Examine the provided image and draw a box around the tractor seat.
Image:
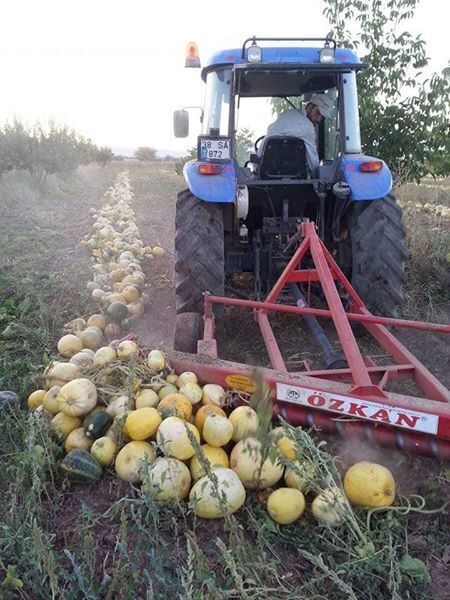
[258,136,308,180]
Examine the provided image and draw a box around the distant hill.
[157,149,187,159]
[111,147,186,159]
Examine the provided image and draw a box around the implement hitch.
[171,222,450,460]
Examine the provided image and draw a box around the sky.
[0,0,448,155]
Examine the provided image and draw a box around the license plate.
[199,138,231,160]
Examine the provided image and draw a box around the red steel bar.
[203,295,450,334]
[193,221,450,458]
[352,308,450,403]
[169,351,450,460]
[257,311,287,371]
[300,234,450,402]
[305,223,373,388]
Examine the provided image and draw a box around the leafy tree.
[0,120,109,188]
[95,146,114,167]
[322,0,450,182]
[0,119,35,174]
[134,146,158,161]
[235,128,255,166]
[175,146,196,176]
[31,123,97,187]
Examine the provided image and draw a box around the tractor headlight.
[320,46,335,64]
[247,44,262,63]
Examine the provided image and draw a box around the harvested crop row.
[23,171,399,526]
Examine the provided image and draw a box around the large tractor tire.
[346,194,407,318]
[174,312,203,353]
[175,189,225,315]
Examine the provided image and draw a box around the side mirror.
[173,110,189,138]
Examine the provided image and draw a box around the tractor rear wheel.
[175,189,225,315]
[346,194,407,318]
[174,312,203,353]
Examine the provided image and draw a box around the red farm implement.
[170,222,450,460]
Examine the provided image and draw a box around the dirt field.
[0,161,449,599]
[131,163,450,596]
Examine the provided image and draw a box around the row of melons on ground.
[78,170,165,334]
[23,170,396,524]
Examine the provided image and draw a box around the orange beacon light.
[185,42,201,68]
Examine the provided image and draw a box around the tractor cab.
[173,38,406,325]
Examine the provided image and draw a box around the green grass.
[1,404,447,599]
[396,177,450,317]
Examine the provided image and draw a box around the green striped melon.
[60,449,102,482]
[83,411,112,439]
[0,391,20,409]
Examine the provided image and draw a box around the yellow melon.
[267,488,306,524]
[152,246,165,257]
[57,378,98,417]
[27,389,46,410]
[57,334,83,358]
[158,393,192,420]
[64,427,93,452]
[142,457,192,501]
[189,444,229,480]
[77,326,104,350]
[344,461,396,507]
[135,389,160,409]
[93,346,117,365]
[70,351,95,367]
[284,461,317,493]
[147,349,166,372]
[158,385,179,400]
[229,437,283,489]
[121,286,140,303]
[105,395,133,417]
[189,468,246,518]
[115,441,156,483]
[201,383,227,407]
[194,404,226,436]
[271,426,298,461]
[123,407,162,441]
[177,371,198,388]
[116,340,139,360]
[51,412,83,438]
[156,416,200,460]
[45,362,80,388]
[104,323,121,341]
[42,386,61,415]
[86,314,107,330]
[202,414,233,447]
[179,382,203,405]
[228,406,259,442]
[90,436,117,467]
[311,487,349,526]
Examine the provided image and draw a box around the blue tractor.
[173,37,407,349]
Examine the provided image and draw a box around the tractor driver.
[260,93,333,175]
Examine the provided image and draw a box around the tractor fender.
[183,159,237,203]
[341,155,392,201]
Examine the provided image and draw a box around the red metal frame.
[171,222,450,459]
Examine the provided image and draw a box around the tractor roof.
[202,45,363,81]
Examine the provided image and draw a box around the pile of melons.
[26,170,397,524]
[28,343,396,523]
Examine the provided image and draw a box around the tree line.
[322,0,450,183]
[0,120,113,188]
